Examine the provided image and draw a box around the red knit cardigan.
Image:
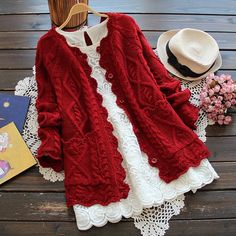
[35,12,211,207]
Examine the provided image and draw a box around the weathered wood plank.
[0,50,235,70]
[207,115,236,136]
[1,14,236,32]
[0,70,33,89]
[206,137,236,162]
[0,191,235,221]
[0,192,72,221]
[0,0,49,14]
[1,31,236,50]
[202,162,236,190]
[1,0,236,15]
[147,32,236,50]
[0,219,236,236]
[175,190,236,220]
[0,162,235,192]
[0,50,35,69]
[167,219,236,236]
[0,166,64,192]
[0,32,44,49]
[0,69,235,90]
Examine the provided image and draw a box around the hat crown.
[168,28,219,74]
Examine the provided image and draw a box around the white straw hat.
[156,28,222,81]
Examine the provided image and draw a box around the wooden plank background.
[0,0,235,235]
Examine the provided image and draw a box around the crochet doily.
[14,47,218,236]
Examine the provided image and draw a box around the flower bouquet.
[200,73,236,125]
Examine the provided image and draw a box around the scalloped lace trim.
[14,48,219,236]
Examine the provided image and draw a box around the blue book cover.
[0,93,30,133]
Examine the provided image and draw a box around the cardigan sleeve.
[135,24,200,130]
[35,42,63,172]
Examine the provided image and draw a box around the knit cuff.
[37,127,63,172]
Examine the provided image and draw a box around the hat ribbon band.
[166,41,215,78]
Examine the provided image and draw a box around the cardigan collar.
[54,16,109,49]
[49,12,115,55]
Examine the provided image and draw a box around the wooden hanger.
[58,3,108,30]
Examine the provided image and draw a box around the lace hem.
[73,157,218,230]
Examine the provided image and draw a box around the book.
[0,122,37,185]
[0,93,30,133]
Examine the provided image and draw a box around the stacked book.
[0,93,37,185]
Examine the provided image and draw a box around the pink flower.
[211,96,217,101]
[201,73,235,126]
[204,97,211,104]
[200,92,208,99]
[225,116,232,123]
[225,74,232,81]
[206,73,214,84]
[226,80,233,85]
[220,87,227,94]
[225,101,232,108]
[218,109,225,114]
[226,86,233,93]
[207,105,214,112]
[208,89,214,96]
[207,113,213,119]
[228,94,233,100]
[218,114,225,120]
[218,76,225,84]
[213,85,221,93]
[215,103,221,108]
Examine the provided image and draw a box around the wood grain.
[0,219,236,236]
[0,161,235,192]
[0,70,33,89]
[0,69,235,91]
[1,0,236,15]
[206,137,236,162]
[0,191,235,221]
[1,32,236,50]
[207,116,236,136]
[0,50,235,70]
[1,14,236,32]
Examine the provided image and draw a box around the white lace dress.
[15,19,219,236]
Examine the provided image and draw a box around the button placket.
[108,73,114,79]
[119,99,125,104]
[151,158,158,164]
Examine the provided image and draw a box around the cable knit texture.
[35,13,212,207]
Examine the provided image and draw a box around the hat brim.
[156,29,222,81]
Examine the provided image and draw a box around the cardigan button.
[151,158,158,164]
[119,99,125,104]
[108,73,114,79]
